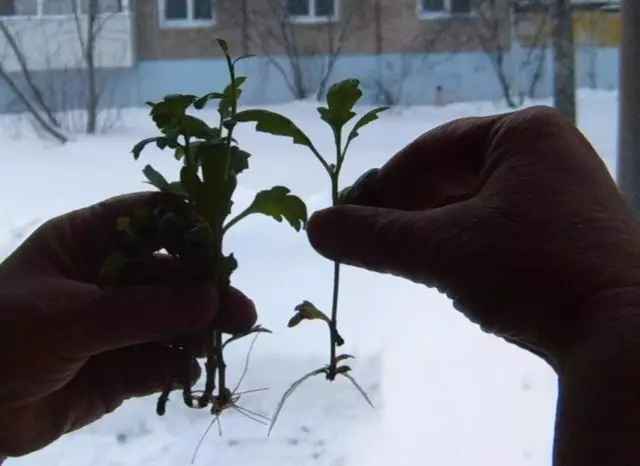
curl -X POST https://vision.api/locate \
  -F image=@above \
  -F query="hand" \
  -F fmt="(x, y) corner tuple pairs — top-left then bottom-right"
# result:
(0, 193), (256, 457)
(307, 106), (640, 365)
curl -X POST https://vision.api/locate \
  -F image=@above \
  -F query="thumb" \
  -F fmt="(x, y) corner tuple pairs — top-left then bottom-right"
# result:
(306, 201), (479, 289)
(73, 281), (218, 356)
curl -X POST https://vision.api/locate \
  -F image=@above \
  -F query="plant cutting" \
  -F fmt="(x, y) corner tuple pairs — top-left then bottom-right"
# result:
(234, 79), (389, 433)
(98, 39), (308, 428)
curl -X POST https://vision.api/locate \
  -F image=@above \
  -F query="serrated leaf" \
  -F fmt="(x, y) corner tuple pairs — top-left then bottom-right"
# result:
(193, 92), (225, 110)
(149, 94), (198, 132)
(219, 253), (238, 279)
(143, 164), (170, 191)
(245, 186), (307, 231)
(229, 146), (250, 175)
(234, 109), (317, 153)
(318, 79), (363, 131)
(346, 106), (389, 146)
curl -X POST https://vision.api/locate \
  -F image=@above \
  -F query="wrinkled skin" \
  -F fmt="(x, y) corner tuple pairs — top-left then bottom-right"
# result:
(0, 193), (256, 457)
(307, 106), (640, 464)
(308, 105), (640, 364)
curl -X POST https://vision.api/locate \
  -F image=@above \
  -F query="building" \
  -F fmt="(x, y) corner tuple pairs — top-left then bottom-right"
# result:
(0, 0), (623, 114)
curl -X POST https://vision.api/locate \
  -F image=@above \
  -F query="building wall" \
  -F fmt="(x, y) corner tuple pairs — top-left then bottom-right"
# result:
(0, 45), (621, 113)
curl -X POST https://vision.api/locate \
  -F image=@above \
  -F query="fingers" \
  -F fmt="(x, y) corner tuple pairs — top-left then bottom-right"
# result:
(344, 106), (584, 212)
(71, 280), (256, 356)
(307, 200), (480, 287)
(347, 113), (505, 211)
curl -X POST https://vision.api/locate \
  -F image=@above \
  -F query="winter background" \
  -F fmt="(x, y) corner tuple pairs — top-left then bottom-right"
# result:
(0, 89), (618, 465)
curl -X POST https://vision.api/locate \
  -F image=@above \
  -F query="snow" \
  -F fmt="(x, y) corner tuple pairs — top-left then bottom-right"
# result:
(0, 89), (619, 465)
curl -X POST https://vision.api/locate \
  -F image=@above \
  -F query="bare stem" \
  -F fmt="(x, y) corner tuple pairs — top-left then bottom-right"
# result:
(328, 175), (341, 380)
(215, 330), (227, 399)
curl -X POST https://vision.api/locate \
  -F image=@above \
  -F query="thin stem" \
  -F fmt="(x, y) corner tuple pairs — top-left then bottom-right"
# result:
(328, 260), (341, 380)
(222, 207), (251, 234)
(215, 330), (227, 398)
(328, 174), (341, 380)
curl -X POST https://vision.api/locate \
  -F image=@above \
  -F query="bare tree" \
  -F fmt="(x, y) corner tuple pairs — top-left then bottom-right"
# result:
(220, 0), (370, 100)
(0, 20), (68, 142)
(473, 0), (550, 108)
(0, 0), (128, 139)
(69, 0), (127, 134)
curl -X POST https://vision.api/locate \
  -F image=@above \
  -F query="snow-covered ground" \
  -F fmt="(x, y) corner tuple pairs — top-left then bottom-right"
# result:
(0, 89), (619, 465)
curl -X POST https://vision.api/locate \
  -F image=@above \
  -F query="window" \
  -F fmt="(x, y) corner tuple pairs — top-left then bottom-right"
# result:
(0, 0), (124, 16)
(418, 0), (473, 17)
(286, 0), (336, 22)
(161, 0), (214, 26)
(0, 0), (38, 15)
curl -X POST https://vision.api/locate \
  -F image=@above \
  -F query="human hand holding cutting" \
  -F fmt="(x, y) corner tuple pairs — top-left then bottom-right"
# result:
(308, 106), (640, 465)
(0, 193), (256, 458)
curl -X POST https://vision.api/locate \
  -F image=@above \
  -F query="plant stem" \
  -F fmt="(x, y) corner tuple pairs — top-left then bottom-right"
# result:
(215, 330), (227, 400)
(328, 175), (340, 380)
(328, 260), (340, 380)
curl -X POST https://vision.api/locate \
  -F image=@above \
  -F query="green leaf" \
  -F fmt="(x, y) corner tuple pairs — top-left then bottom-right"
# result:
(335, 354), (355, 364)
(149, 94), (198, 132)
(181, 115), (217, 140)
(174, 146), (185, 161)
(143, 164), (170, 191)
(222, 324), (273, 350)
(218, 253), (238, 279)
(318, 79), (363, 131)
(132, 137), (165, 160)
(218, 77), (247, 118)
(180, 164), (203, 203)
(235, 109), (317, 153)
(167, 181), (187, 197)
(217, 38), (229, 55)
(345, 106), (389, 146)
(229, 146), (250, 175)
(288, 300), (330, 327)
(193, 92), (225, 110)
(245, 186), (308, 231)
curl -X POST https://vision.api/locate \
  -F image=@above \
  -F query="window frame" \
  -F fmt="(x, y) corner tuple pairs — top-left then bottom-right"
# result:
(158, 0), (215, 28)
(0, 0), (128, 19)
(416, 0), (475, 20)
(286, 0), (339, 24)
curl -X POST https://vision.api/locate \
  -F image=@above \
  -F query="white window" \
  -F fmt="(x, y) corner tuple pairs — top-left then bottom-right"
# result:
(0, 0), (125, 17)
(160, 0), (214, 27)
(418, 0), (473, 18)
(286, 0), (337, 23)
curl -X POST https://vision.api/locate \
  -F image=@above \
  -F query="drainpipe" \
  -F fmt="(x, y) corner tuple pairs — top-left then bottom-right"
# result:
(618, 0), (640, 213)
